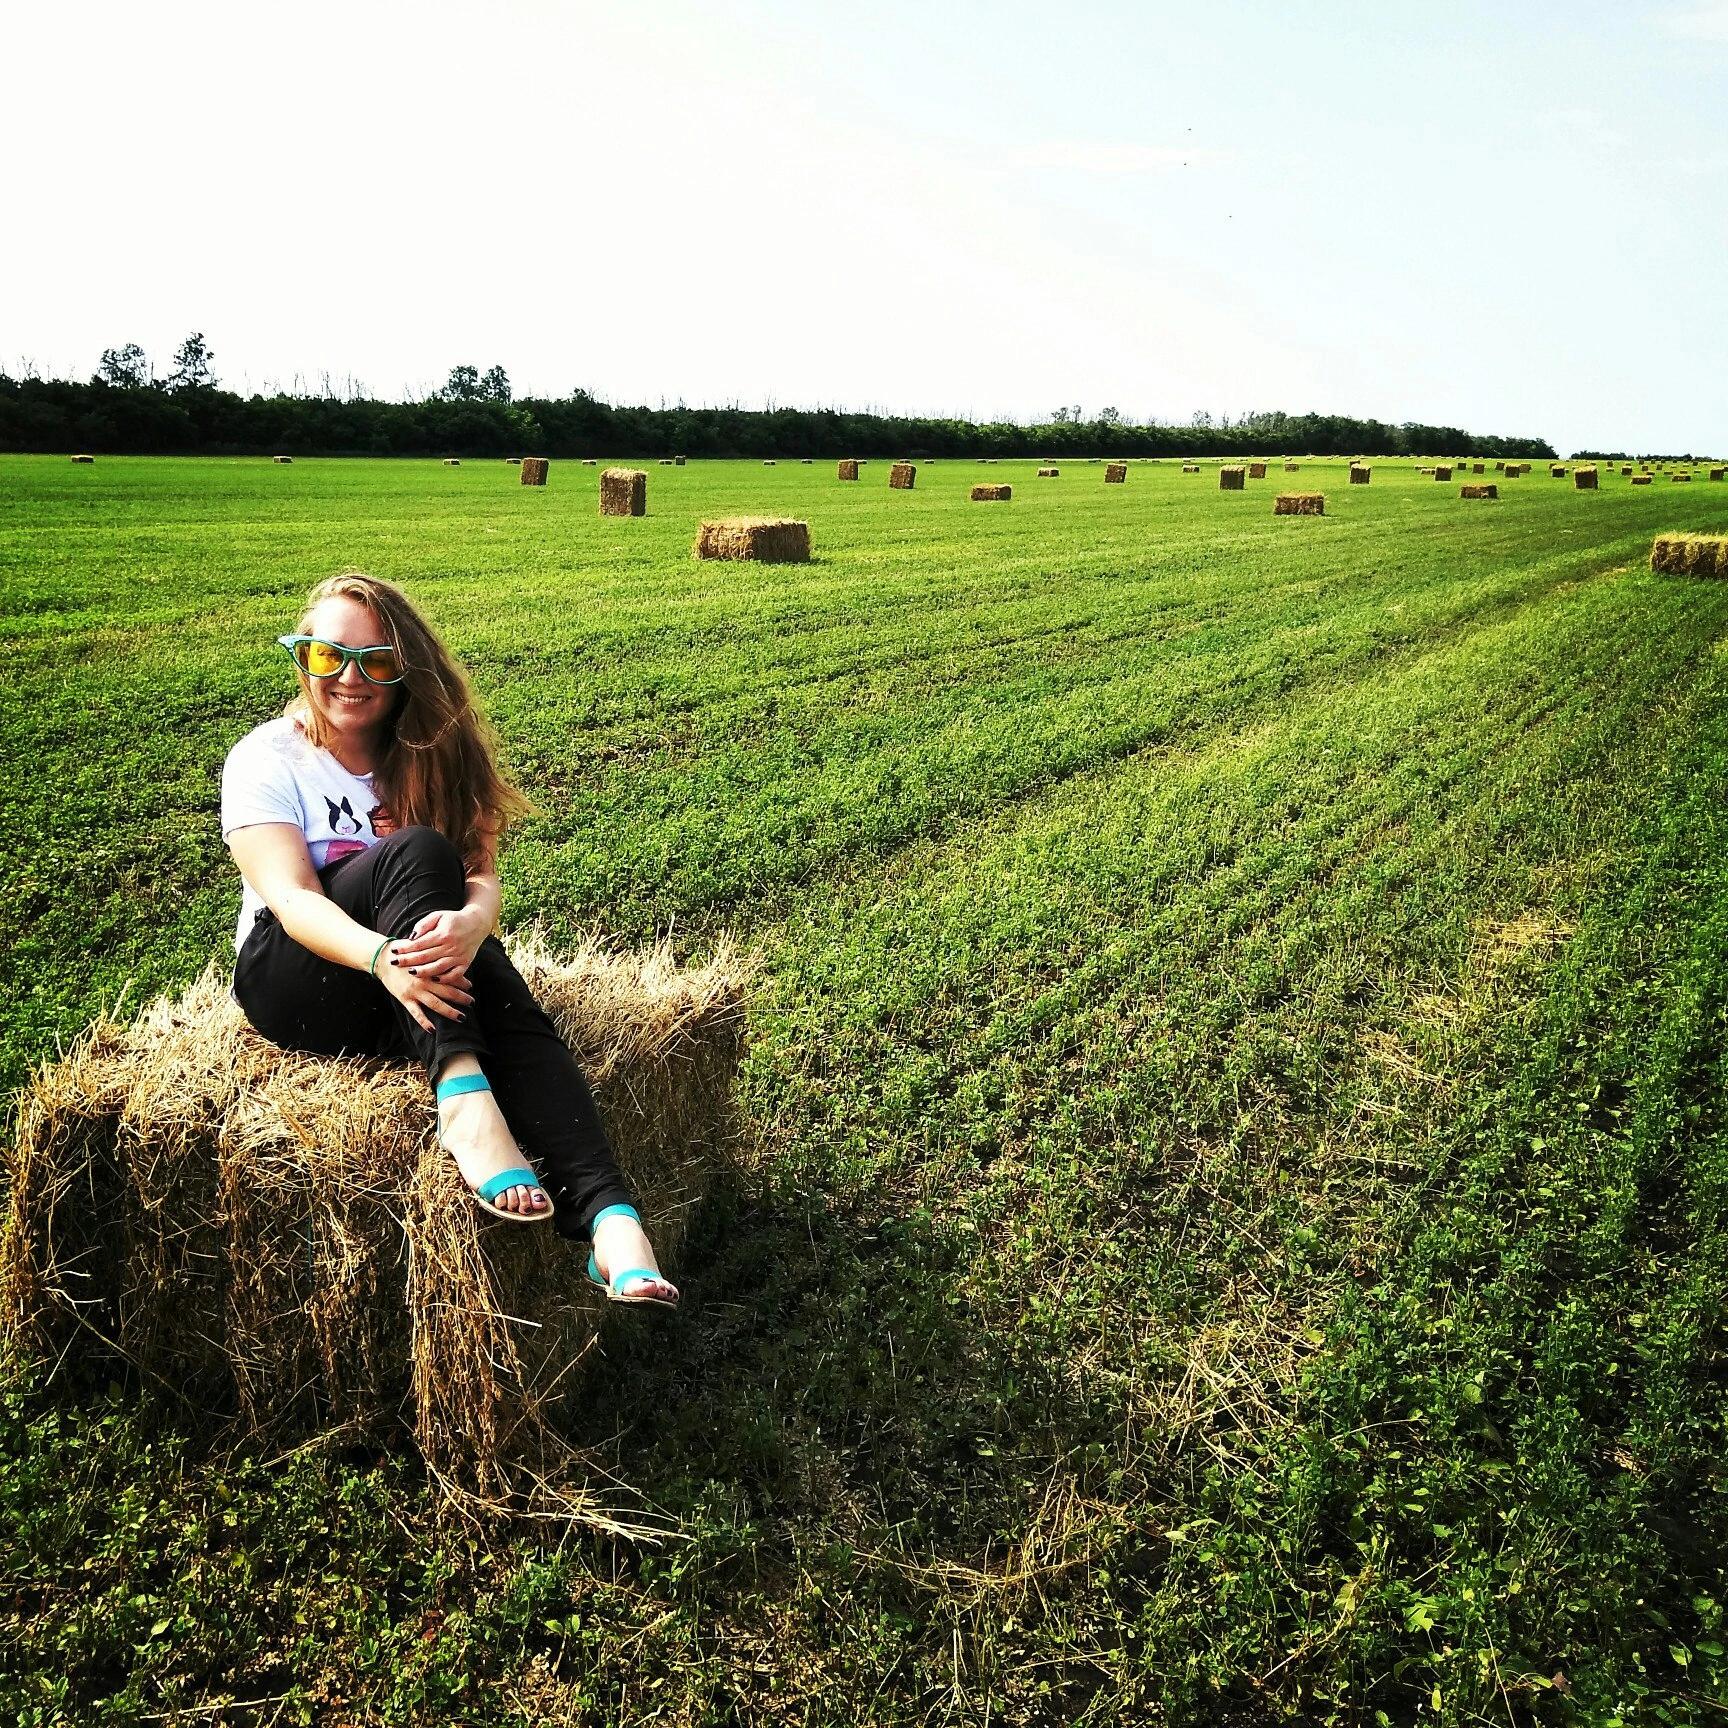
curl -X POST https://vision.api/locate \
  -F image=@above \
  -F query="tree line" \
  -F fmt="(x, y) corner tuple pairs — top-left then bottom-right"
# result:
(0, 342), (1559, 461)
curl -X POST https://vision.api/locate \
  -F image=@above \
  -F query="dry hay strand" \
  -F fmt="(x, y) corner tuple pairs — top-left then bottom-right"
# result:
(599, 468), (647, 517)
(70, 454), (95, 464)
(272, 455), (294, 465)
(519, 457), (550, 487)
(836, 459), (859, 481)
(0, 934), (750, 1530)
(1631, 474), (1654, 486)
(1181, 462), (1200, 474)
(1104, 463), (1128, 484)
(1349, 465), (1371, 484)
(693, 518), (811, 563)
(1274, 493), (1325, 516)
(1460, 483), (1499, 500)
(888, 461), (916, 490)
(1434, 465), (1454, 481)
(443, 459), (462, 467)
(1248, 461), (1268, 479)
(1574, 466), (1599, 489)
(1036, 467), (1060, 477)
(970, 484), (1013, 501)
(1650, 534), (1728, 577)
(1219, 465), (1246, 490)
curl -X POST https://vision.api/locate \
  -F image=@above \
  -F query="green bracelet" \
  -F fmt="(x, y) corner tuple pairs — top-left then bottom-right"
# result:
(368, 937), (390, 978)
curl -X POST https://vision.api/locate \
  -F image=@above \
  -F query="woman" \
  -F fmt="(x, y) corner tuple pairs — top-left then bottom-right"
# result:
(220, 570), (677, 1307)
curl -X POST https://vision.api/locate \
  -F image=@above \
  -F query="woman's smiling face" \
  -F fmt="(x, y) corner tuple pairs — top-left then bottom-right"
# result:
(299, 594), (400, 748)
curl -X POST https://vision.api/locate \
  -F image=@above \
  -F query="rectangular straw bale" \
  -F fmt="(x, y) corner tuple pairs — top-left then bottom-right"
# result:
(837, 459), (859, 480)
(1672, 472), (1693, 482)
(1219, 465), (1246, 490)
(1574, 466), (1598, 489)
(520, 457), (550, 486)
(1434, 466), (1453, 481)
(443, 459), (461, 466)
(675, 456), (687, 466)
(70, 453), (95, 464)
(599, 468), (647, 517)
(658, 458), (674, 465)
(1550, 464), (1567, 477)
(970, 484), (1013, 501)
(1248, 461), (1267, 479)
(1710, 468), (1725, 481)
(1181, 463), (1200, 474)
(0, 940), (748, 1525)
(889, 462), (916, 489)
(1105, 463), (1128, 484)
(1622, 466), (1634, 477)
(1650, 534), (1728, 576)
(1460, 483), (1499, 499)
(1349, 465), (1371, 484)
(1037, 467), (1060, 477)
(582, 458), (598, 466)
(1283, 461), (1299, 472)
(273, 455), (294, 464)
(1631, 474), (1653, 485)
(1472, 463), (1485, 474)
(505, 457), (522, 465)
(1274, 493), (1325, 516)
(694, 518), (812, 563)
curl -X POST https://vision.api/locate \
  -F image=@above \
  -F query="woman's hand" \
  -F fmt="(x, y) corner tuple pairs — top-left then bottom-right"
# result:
(377, 940), (474, 1035)
(389, 907), (489, 983)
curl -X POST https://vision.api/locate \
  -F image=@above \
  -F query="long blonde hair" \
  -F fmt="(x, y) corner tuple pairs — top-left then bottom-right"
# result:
(288, 571), (531, 868)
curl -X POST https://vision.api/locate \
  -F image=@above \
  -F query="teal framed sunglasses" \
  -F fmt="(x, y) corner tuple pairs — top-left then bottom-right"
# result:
(278, 634), (405, 685)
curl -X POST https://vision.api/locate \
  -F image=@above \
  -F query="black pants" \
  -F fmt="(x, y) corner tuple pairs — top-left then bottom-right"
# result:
(233, 825), (633, 1241)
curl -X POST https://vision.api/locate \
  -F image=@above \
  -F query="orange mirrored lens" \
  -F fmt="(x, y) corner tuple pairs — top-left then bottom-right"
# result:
(359, 649), (401, 682)
(299, 639), (344, 676)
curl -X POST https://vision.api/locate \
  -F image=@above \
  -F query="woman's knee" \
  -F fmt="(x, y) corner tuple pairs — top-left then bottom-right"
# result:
(376, 824), (464, 882)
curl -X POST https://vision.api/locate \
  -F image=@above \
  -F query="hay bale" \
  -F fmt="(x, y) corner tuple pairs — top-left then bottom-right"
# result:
(762, 460), (776, 467)
(1434, 465), (1454, 481)
(1181, 463), (1200, 475)
(581, 459), (598, 466)
(1574, 467), (1599, 490)
(1274, 493), (1325, 516)
(1283, 462), (1299, 472)
(1550, 464), (1567, 477)
(1622, 466), (1634, 477)
(1631, 474), (1654, 486)
(1460, 483), (1499, 500)
(0, 937), (747, 1526)
(1710, 468), (1724, 481)
(1105, 463), (1128, 484)
(1672, 472), (1693, 483)
(889, 462), (916, 490)
(443, 459), (461, 467)
(1248, 462), (1267, 479)
(1494, 461), (1505, 472)
(694, 518), (811, 562)
(520, 457), (550, 487)
(1472, 463), (1485, 474)
(70, 454), (95, 464)
(1349, 465), (1371, 484)
(674, 456), (687, 466)
(1650, 534), (1728, 576)
(658, 458), (674, 466)
(599, 468), (647, 517)
(1219, 465), (1246, 491)
(506, 457), (522, 465)
(801, 458), (813, 464)
(1037, 467), (1060, 477)
(273, 455), (294, 465)
(836, 459), (859, 481)
(970, 484), (1013, 501)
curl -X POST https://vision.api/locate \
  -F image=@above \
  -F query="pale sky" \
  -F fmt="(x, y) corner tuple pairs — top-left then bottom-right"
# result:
(5, 0), (1725, 454)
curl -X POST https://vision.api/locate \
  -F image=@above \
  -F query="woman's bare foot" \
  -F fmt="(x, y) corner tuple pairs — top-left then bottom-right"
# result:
(437, 1085), (549, 1216)
(590, 1212), (678, 1303)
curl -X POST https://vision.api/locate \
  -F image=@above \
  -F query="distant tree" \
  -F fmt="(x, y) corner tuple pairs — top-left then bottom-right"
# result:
(479, 364), (511, 403)
(441, 365), (481, 401)
(95, 343), (151, 388)
(1050, 406), (1072, 425)
(1097, 405), (1122, 426)
(165, 332), (217, 392)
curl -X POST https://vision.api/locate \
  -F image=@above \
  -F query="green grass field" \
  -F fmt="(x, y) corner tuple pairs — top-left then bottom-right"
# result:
(3, 453), (1727, 1724)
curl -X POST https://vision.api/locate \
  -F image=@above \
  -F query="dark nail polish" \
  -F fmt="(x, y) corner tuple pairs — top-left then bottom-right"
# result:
(410, 968), (419, 975)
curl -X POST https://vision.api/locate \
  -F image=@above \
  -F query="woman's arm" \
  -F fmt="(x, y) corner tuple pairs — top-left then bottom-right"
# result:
(389, 836), (501, 981)
(227, 824), (471, 1032)
(228, 823), (383, 970)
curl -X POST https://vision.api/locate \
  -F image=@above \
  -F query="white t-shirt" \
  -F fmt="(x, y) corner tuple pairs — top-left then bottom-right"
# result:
(220, 715), (399, 950)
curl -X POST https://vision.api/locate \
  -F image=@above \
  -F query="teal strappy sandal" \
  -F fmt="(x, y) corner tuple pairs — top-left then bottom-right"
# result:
(586, 1204), (678, 1307)
(436, 1071), (554, 1225)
